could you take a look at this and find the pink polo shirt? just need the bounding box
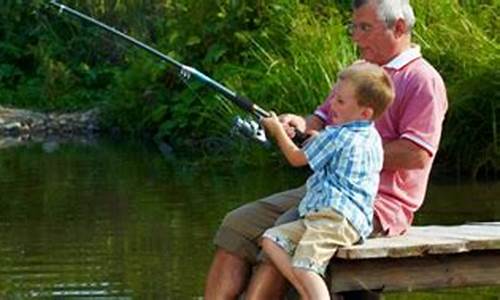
[314,46,448,236]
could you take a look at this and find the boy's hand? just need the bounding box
[261,112,282,137]
[278,113,306,138]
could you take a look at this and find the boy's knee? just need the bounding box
[292,267,307,279]
[260,237,273,252]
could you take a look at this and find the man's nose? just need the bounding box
[351,30,362,44]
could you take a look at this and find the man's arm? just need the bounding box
[383,139,431,170]
[305,115,326,132]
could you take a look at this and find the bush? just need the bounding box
[1,0,498,176]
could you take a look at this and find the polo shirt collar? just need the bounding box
[383,44,421,70]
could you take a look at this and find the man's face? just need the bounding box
[350,4,398,65]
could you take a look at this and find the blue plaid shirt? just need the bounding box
[300,120,383,238]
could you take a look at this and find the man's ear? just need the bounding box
[361,107,374,120]
[393,18,408,38]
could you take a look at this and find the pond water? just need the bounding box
[0,138,498,299]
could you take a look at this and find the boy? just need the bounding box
[260,62,394,300]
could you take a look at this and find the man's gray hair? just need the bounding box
[352,0,416,32]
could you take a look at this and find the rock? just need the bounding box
[4,122,22,130]
[0,136,25,149]
[158,142,174,157]
[0,107,101,138]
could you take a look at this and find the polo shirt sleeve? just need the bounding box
[398,72,447,156]
[303,127,342,172]
[313,86,337,123]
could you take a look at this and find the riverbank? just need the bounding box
[0,105,100,137]
[0,106,101,150]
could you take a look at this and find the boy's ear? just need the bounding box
[361,107,374,120]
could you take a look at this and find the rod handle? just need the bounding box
[291,129,310,146]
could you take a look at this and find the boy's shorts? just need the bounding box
[262,209,360,276]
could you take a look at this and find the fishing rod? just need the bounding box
[48,0,308,146]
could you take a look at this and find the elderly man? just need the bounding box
[205,1,448,299]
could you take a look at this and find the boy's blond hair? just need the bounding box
[338,62,394,120]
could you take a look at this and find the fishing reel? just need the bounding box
[232,116,271,148]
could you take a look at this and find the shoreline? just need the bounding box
[0,105,101,150]
[0,105,100,137]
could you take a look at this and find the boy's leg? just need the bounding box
[292,211,360,300]
[254,219,309,299]
[205,186,305,300]
[293,269,331,300]
[260,238,308,297]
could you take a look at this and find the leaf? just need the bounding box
[204,44,227,63]
[0,64,20,79]
[186,36,201,46]
[151,105,168,123]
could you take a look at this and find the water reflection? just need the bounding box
[418,183,500,225]
[0,138,498,299]
[0,138,306,299]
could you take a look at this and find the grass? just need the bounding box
[1,0,499,175]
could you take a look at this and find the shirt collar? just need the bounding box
[334,120,373,129]
[383,44,421,70]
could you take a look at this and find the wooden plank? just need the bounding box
[409,224,500,251]
[329,250,500,293]
[412,224,500,241]
[336,223,500,259]
[336,235,467,259]
[469,222,500,227]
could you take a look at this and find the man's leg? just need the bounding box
[204,186,306,300]
[204,248,250,300]
[246,207,302,300]
[245,260,289,300]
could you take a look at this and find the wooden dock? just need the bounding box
[328,222,500,298]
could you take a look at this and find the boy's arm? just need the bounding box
[272,125,308,167]
[261,113,308,167]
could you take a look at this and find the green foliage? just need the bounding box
[412,0,500,177]
[1,0,499,176]
[235,3,355,115]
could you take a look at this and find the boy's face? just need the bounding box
[330,80,371,125]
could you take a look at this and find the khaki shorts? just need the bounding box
[262,210,360,276]
[213,185,385,264]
